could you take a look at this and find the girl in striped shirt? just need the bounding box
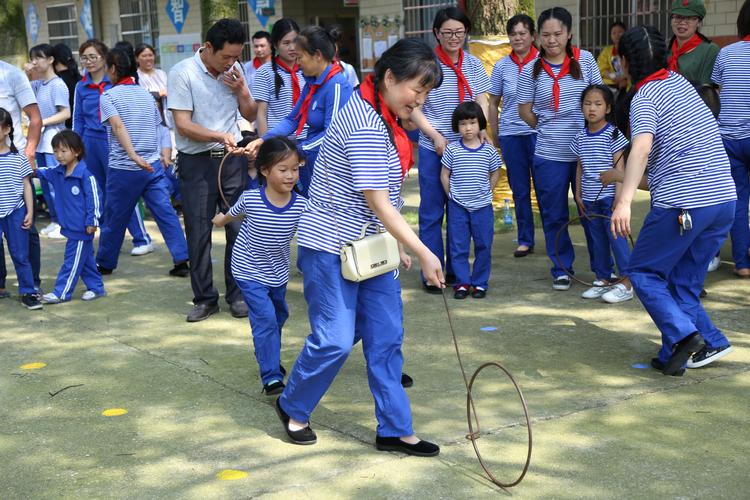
[569,85,631,303]
[518,7,603,291]
[212,137,306,396]
[611,26,736,375]
[441,102,501,299]
[711,2,750,278]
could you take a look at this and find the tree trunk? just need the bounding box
[466,0,534,37]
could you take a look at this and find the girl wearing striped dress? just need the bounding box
[489,14,538,258]
[73,39,152,256]
[611,26,736,375]
[245,26,353,197]
[212,137,305,396]
[518,7,603,291]
[275,39,443,456]
[251,19,305,138]
[95,48,189,277]
[711,2,750,278]
[411,7,491,292]
[28,43,70,240]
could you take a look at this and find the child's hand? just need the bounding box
[431,133,447,156]
[22,212,32,229]
[133,155,154,172]
[160,150,173,169]
[479,129,490,144]
[399,248,412,270]
[211,213,227,227]
[600,168,623,186]
[86,226,97,235]
[575,196,586,217]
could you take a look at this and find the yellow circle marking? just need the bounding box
[102,408,128,417]
[216,469,248,481]
[20,362,47,370]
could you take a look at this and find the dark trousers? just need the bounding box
[178,151,246,305]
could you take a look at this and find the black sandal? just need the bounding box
[375,436,440,457]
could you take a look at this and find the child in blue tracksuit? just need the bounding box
[0,108,42,310]
[212,137,306,395]
[37,130,105,303]
[570,84,632,304]
[441,102,501,299]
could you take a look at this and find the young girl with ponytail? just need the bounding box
[517,6,603,291]
[611,26,736,375]
[251,18,305,137]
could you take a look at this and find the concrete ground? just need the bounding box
[2,173,749,499]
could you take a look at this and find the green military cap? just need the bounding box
[671,0,706,19]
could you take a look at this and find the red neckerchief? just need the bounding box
[253,57,264,70]
[669,34,702,72]
[359,74,413,179]
[510,46,539,73]
[539,46,580,112]
[612,44,619,56]
[275,56,301,105]
[435,46,473,103]
[115,77,136,85]
[635,68,670,91]
[294,63,343,136]
[83,74,108,95]
[743,35,750,41]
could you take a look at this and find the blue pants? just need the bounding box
[628,202,734,364]
[418,146,452,279]
[725,137,750,270]
[82,134,150,247]
[0,209,40,289]
[298,148,318,198]
[583,198,631,279]
[53,238,104,301]
[36,152,59,223]
[280,247,412,437]
[97,163,188,270]
[447,201,494,289]
[532,156,600,277]
[236,278,289,386]
[0,207,35,294]
[499,134,537,248]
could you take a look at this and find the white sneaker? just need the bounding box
[40,222,60,235]
[41,293,62,304]
[46,225,64,239]
[131,243,154,256]
[82,290,107,301]
[581,280,610,299]
[552,276,571,291]
[706,255,721,272]
[601,283,634,303]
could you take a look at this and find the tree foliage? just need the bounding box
[0,0,28,57]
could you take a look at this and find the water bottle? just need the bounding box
[503,198,513,228]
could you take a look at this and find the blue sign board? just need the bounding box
[166,0,190,34]
[27,3,40,43]
[247,0,275,27]
[80,0,94,39]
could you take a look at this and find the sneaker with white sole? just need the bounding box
[131,243,154,256]
[601,283,634,303]
[582,280,610,299]
[706,255,721,272]
[41,293,62,304]
[46,225,64,239]
[82,290,107,301]
[552,276,571,291]
[686,345,733,368]
[40,222,60,235]
[21,294,43,310]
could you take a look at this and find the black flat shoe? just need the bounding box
[97,265,113,275]
[471,288,486,299]
[186,303,220,322]
[650,357,684,376]
[275,398,316,445]
[375,436,440,457]
[513,247,534,258]
[169,261,190,277]
[263,381,285,395]
[423,283,443,295]
[229,300,249,318]
[401,373,413,388]
[663,332,705,376]
[453,285,469,299]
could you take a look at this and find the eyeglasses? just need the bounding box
[670,14,700,24]
[80,55,101,62]
[438,30,466,39]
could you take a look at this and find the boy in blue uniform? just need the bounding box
[38,130,106,303]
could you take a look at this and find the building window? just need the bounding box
[404,0,456,46]
[119,0,159,47]
[238,0,253,62]
[580,0,671,56]
[47,4,79,50]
